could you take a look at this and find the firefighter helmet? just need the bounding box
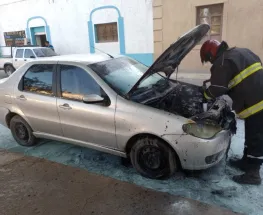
[200,40,221,63]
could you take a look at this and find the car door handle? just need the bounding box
[24,59,27,61]
[15,59,17,61]
[17,95,27,101]
[59,103,72,110]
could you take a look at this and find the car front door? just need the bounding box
[24,49,36,64]
[14,63,62,136]
[13,49,25,68]
[57,64,117,149]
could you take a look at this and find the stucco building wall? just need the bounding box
[0,0,154,66]
[153,0,263,72]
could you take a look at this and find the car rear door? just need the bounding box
[56,64,117,149]
[13,49,25,68]
[14,63,62,136]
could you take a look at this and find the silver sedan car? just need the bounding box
[0,24,236,179]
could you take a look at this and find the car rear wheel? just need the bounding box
[4,65,15,76]
[130,137,177,179]
[10,115,37,147]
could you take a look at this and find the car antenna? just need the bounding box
[90,46,114,59]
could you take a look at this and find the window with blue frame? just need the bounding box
[95,22,118,43]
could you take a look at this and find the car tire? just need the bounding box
[130,136,177,179]
[10,115,37,147]
[4,65,15,76]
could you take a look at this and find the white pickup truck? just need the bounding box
[0,46,57,76]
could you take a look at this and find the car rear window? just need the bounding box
[23,64,54,96]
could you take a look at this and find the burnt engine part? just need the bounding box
[147,81,237,133]
[191,99,237,134]
[149,81,214,118]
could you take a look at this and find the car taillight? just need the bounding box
[182,122,222,139]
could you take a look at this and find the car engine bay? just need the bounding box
[144,80,237,134]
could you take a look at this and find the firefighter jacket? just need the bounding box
[204,42,263,119]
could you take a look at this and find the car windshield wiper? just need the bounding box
[131,86,150,95]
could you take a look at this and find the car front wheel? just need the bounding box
[130,136,177,179]
[10,115,37,147]
[4,65,15,76]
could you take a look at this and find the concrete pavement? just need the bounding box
[0,150,239,215]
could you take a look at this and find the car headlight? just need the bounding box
[182,122,222,139]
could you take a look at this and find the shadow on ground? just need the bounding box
[0,121,262,215]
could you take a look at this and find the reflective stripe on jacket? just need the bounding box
[204,46,263,119]
[228,62,263,89]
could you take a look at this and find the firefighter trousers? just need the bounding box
[243,110,263,167]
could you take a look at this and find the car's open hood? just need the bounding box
[127,24,210,97]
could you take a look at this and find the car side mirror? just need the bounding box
[30,56,36,58]
[83,94,104,104]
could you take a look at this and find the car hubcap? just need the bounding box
[15,123,29,141]
[139,146,165,171]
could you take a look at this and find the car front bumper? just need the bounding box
[163,130,232,170]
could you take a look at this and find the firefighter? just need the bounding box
[200,40,263,185]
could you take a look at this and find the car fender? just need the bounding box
[161,133,189,167]
[7,106,33,129]
[125,131,184,162]
[0,107,10,127]
[4,62,14,69]
[115,96,189,151]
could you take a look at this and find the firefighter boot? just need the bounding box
[233,167,261,185]
[228,157,247,171]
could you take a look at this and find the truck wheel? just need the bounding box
[130,136,178,179]
[10,115,38,147]
[4,65,15,76]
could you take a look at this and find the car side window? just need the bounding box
[15,49,24,58]
[24,49,35,58]
[60,65,103,101]
[23,64,54,96]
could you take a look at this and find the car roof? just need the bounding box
[16,47,50,50]
[34,53,123,65]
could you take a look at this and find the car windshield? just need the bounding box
[33,48,57,57]
[89,57,167,96]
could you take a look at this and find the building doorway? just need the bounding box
[30,26,46,46]
[35,33,47,47]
